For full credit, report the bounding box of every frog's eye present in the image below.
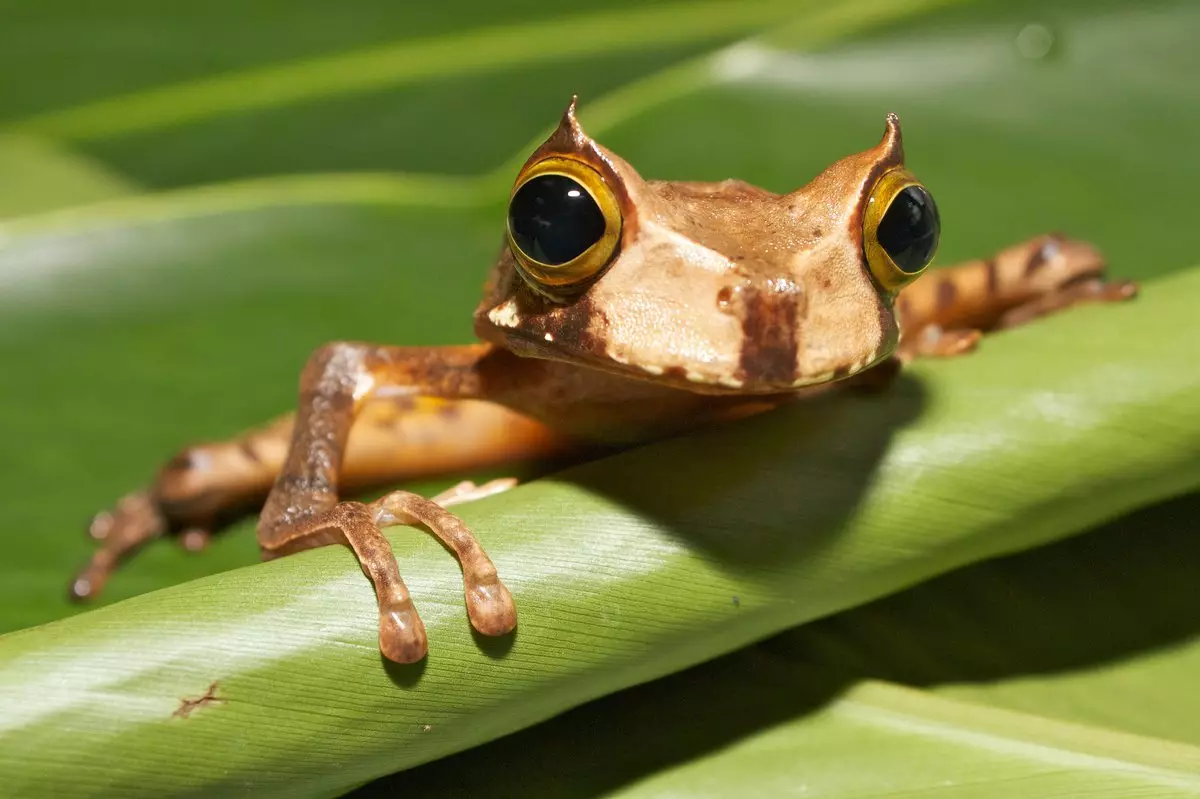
[506,156,622,292]
[862,167,940,292]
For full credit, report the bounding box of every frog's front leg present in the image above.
[895,233,1137,360]
[74,358,573,610]
[256,342,525,663]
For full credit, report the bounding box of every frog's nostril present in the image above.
[716,285,737,313]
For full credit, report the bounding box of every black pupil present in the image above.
[508,174,606,265]
[877,185,940,274]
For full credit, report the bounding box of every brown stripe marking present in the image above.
[663,365,689,382]
[936,278,957,311]
[166,450,197,472]
[1024,242,1050,276]
[238,439,262,465]
[984,258,999,296]
[738,285,799,385]
[523,295,610,359]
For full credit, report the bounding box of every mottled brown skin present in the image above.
[76,101,1136,663]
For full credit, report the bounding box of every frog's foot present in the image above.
[74,491,170,600]
[178,527,213,552]
[259,491,517,664]
[995,276,1138,330]
[370,491,517,643]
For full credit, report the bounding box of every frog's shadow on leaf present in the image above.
[566,374,927,570]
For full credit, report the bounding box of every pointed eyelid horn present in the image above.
[512,95,642,237]
[782,112,907,207]
[519,95,596,168]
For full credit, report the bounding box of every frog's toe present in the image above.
[74,491,168,601]
[87,491,161,541]
[1098,278,1139,302]
[87,509,114,541]
[466,577,518,637]
[69,557,112,601]
[380,600,429,664]
[178,527,212,552]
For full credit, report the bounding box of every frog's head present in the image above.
[474,98,940,394]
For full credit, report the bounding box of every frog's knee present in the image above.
[156,447,215,502]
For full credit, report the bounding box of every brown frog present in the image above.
[75,99,1136,663]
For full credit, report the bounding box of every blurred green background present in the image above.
[1,0,1198,794]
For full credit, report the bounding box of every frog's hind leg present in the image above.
[895,233,1137,361]
[73,387,573,602]
[74,413,299,599]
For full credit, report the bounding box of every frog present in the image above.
[74,99,1136,663]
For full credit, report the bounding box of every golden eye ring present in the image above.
[862,167,941,292]
[506,156,622,293]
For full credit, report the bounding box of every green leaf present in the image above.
[772,494,1200,746]
[379,495,1200,796]
[3,0,1199,796]
[0,134,137,218]
[11,1,811,141]
[605,678,1200,798]
[393,668,1200,799]
[0,0,715,122]
[2,268,1198,796]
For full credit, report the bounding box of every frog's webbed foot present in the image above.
[74,491,171,600]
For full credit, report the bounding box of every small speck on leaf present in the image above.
[173,681,225,719]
